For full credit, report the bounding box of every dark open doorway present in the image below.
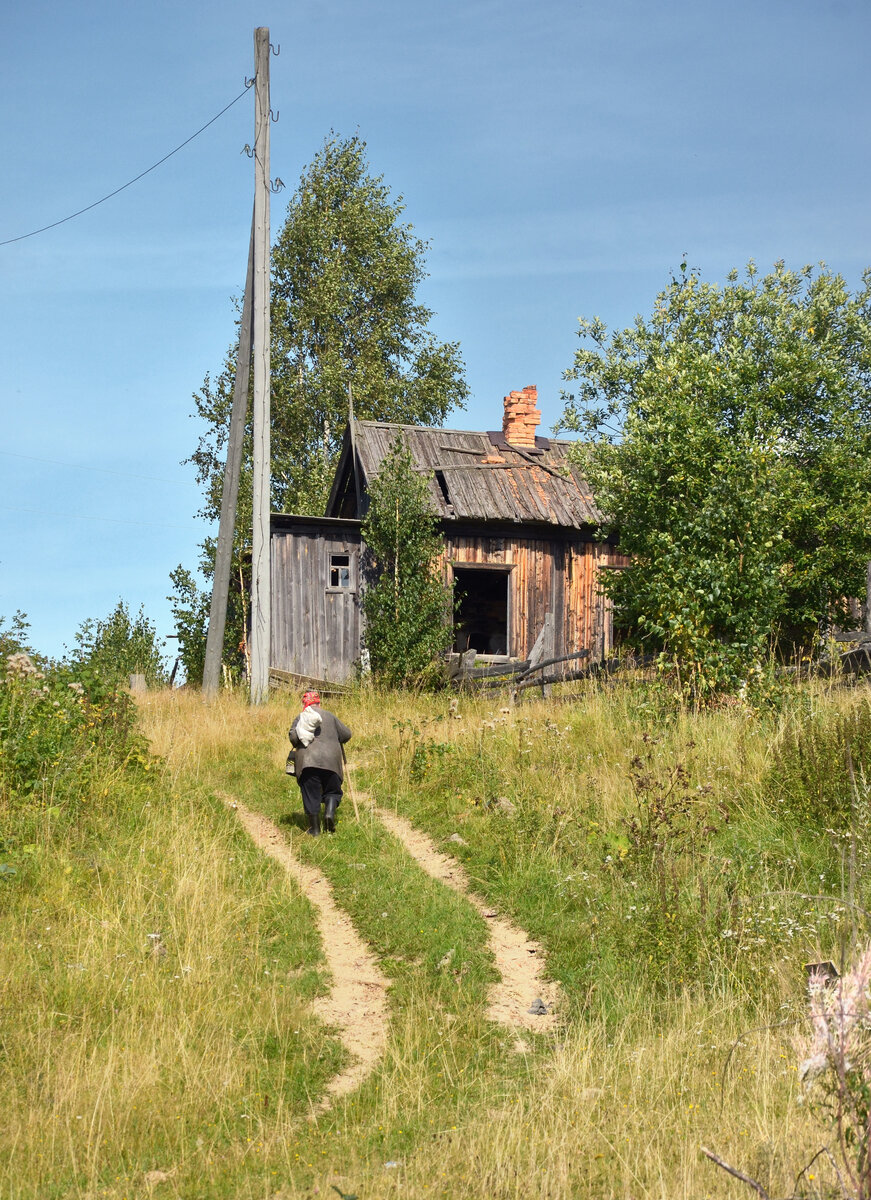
[453,567,509,656]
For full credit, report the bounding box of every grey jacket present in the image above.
[288,707,352,777]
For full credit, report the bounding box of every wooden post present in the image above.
[250,27,271,705]
[202,215,255,697]
[348,383,363,517]
[522,612,554,702]
[540,613,555,697]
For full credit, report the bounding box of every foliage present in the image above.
[361,437,453,687]
[167,566,212,687]
[769,693,871,829]
[559,261,871,701]
[182,134,468,671]
[71,600,167,688]
[0,647,142,814]
[0,610,34,660]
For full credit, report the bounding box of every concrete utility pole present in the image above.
[250,27,271,704]
[202,217,255,697]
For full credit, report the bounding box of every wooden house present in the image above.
[270,386,625,686]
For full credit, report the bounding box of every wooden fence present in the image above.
[446,611,601,698]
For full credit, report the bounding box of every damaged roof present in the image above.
[325,420,603,529]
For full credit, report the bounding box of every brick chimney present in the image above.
[502,385,540,448]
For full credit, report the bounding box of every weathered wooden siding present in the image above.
[271,516,626,684]
[442,532,624,661]
[271,525,362,683]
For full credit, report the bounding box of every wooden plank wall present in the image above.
[442,533,624,661]
[271,530,362,682]
[272,524,626,682]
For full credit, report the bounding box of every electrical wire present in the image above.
[1,84,252,247]
[0,448,190,486]
[0,503,194,531]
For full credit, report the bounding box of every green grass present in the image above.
[4,679,870,1197]
[0,753,344,1198]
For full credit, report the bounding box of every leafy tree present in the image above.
[71,601,167,688]
[166,566,218,687]
[361,437,453,687]
[558,261,871,701]
[179,132,467,674]
[0,611,34,661]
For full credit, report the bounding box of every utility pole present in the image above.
[201,217,255,697]
[250,26,271,704]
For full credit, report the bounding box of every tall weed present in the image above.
[770,693,871,828]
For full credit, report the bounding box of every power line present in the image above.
[0,448,190,486]
[0,503,197,531]
[1,84,253,247]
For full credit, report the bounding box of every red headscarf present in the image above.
[301,690,321,709]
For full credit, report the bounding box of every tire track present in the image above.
[366,799,560,1035]
[229,800,389,1112]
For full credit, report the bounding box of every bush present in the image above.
[71,600,167,688]
[0,644,144,810]
[168,566,211,686]
[769,695,871,828]
[0,611,34,659]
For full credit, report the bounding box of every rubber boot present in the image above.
[324,796,338,833]
[306,810,320,837]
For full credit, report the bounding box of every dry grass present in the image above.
[0,712,341,1199]
[4,679,868,1197]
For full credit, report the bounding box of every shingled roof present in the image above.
[325,419,602,529]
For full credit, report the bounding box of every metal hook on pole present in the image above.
[269,108,280,123]
[244,75,255,88]
[270,42,280,55]
[241,144,254,158]
[270,178,285,194]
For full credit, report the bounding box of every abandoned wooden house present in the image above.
[270,385,625,686]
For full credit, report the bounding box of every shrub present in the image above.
[769,695,871,828]
[0,611,34,659]
[0,645,143,810]
[167,566,212,686]
[71,600,167,688]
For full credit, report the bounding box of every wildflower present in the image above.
[799,942,871,1087]
[5,652,38,677]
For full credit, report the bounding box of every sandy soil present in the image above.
[230,801,390,1114]
[229,773,559,1121]
[364,797,561,1035]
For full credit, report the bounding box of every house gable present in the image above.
[272,385,624,686]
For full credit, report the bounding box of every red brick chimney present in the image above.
[502,385,540,448]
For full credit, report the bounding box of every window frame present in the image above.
[326,550,356,594]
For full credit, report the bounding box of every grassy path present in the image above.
[220,760,562,1121]
[229,799,390,1113]
[121,686,850,1198]
[367,793,560,1035]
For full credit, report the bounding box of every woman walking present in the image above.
[288,690,352,836]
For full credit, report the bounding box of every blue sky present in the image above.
[2,0,870,659]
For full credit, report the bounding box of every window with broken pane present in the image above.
[329,553,352,589]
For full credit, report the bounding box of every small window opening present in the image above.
[329,553,352,589]
[434,470,451,509]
